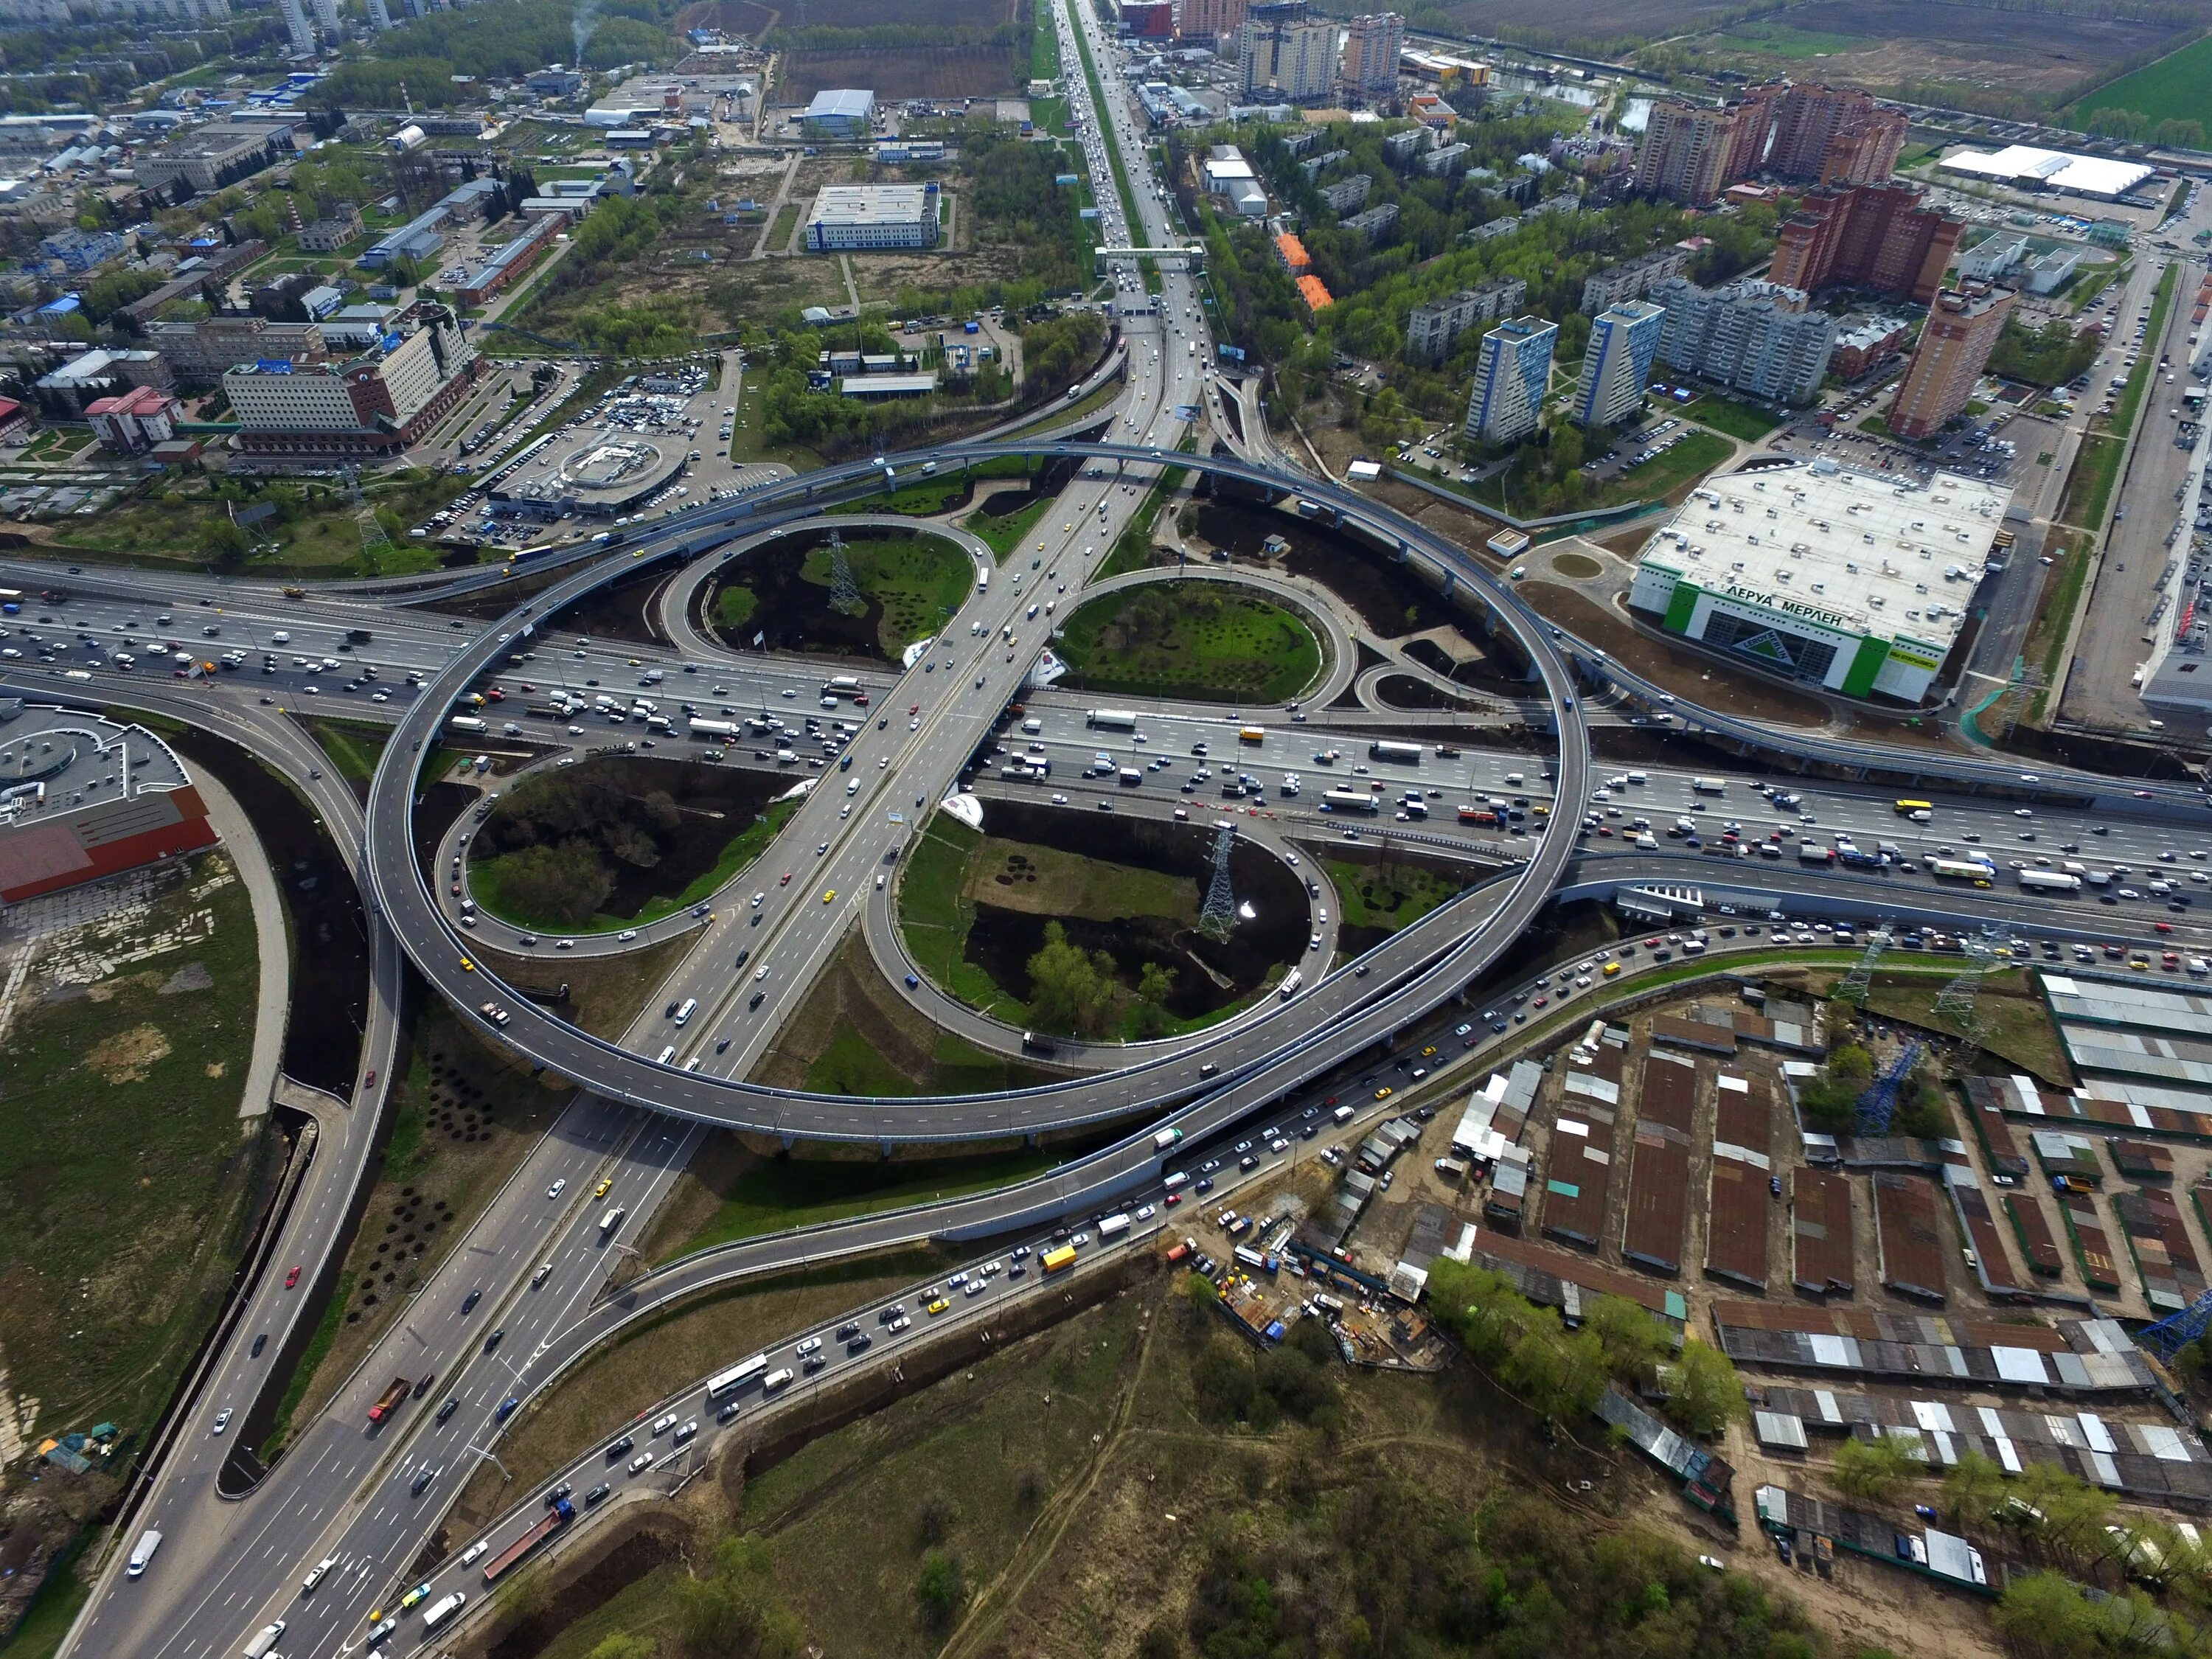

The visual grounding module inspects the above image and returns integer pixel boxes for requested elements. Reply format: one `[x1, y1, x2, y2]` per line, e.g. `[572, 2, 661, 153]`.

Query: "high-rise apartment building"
[307, 0, 338, 34]
[1768, 182, 1962, 305]
[1237, 1, 1338, 102]
[1631, 97, 1766, 204]
[1179, 0, 1248, 42]
[1464, 316, 1557, 446]
[1573, 301, 1664, 429]
[1649, 276, 1837, 406]
[276, 0, 316, 55]
[1888, 285, 2014, 441]
[1339, 13, 1404, 101]
[1765, 83, 1907, 185]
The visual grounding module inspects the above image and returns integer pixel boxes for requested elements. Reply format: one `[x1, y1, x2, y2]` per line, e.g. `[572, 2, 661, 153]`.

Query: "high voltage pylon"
[1933, 925, 2013, 1062]
[1835, 919, 1896, 1006]
[1198, 824, 1237, 941]
[825, 529, 864, 616]
[357, 509, 395, 571]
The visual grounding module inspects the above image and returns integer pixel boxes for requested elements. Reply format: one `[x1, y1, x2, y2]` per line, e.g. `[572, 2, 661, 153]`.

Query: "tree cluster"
[1795, 1040, 1874, 1135]
[1990, 313, 2101, 389]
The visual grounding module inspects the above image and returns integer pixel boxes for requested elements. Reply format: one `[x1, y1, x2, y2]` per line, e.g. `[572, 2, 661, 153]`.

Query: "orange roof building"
[1296, 274, 1334, 311]
[1274, 232, 1310, 274]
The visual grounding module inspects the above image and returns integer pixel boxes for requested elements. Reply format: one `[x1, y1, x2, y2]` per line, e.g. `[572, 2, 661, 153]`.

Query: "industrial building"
[135, 122, 291, 193]
[801, 88, 875, 137]
[1627, 458, 2008, 703]
[1203, 144, 1267, 217]
[1649, 276, 1837, 406]
[451, 215, 564, 305]
[0, 706, 218, 905]
[803, 183, 942, 251]
[1938, 144, 2154, 202]
[1573, 300, 1663, 430]
[222, 300, 479, 458]
[1463, 315, 1556, 446]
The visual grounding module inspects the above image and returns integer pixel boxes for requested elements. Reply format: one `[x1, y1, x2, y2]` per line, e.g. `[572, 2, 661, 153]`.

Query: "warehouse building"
[803, 182, 941, 251]
[1627, 457, 2008, 703]
[0, 705, 218, 905]
[801, 88, 874, 137]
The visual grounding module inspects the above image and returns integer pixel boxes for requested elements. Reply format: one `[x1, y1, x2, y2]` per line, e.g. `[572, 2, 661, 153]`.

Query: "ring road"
[364, 439, 1588, 1141]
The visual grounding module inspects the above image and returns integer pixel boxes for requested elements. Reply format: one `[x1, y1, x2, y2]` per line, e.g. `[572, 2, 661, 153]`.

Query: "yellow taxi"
[822, 888, 837, 904]
[926, 1298, 950, 1315]
[1419, 1045, 1437, 1057]
[594, 1178, 613, 1198]
[1603, 961, 1621, 977]
[1374, 1085, 1394, 1100]
[459, 957, 476, 973]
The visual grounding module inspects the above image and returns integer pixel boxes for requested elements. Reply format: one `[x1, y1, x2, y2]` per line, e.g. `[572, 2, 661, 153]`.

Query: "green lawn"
[897, 816, 1018, 1016]
[1682, 394, 1783, 442]
[2058, 434, 2125, 529]
[963, 493, 1054, 560]
[300, 717, 391, 782]
[768, 201, 801, 251]
[799, 532, 971, 655]
[1054, 580, 1321, 702]
[0, 852, 265, 1442]
[667, 1147, 1063, 1256]
[835, 455, 1027, 518]
[1325, 859, 1466, 932]
[2070, 32, 2212, 128]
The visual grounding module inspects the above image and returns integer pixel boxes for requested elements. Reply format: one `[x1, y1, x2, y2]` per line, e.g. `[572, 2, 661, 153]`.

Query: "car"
[585, 1482, 612, 1507]
[594, 1178, 613, 1198]
[927, 1297, 950, 1315]
[546, 1178, 566, 1200]
[606, 1433, 635, 1459]
[779, 872, 791, 886]
[399, 1582, 431, 1611]
[462, 1289, 482, 1314]
[212, 1408, 232, 1435]
[484, 1327, 506, 1352]
[285, 1266, 301, 1290]
[1374, 1086, 1393, 1099]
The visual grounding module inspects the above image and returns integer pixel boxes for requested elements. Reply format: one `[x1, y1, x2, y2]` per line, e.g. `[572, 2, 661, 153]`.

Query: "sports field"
[2071, 33, 2212, 129]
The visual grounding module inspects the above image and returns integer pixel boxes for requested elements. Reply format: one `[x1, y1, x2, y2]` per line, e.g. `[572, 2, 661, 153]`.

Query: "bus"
[1929, 858, 1994, 886]
[1893, 799, 1933, 816]
[1086, 708, 1138, 731]
[1237, 727, 1265, 745]
[707, 1354, 770, 1398]
[1321, 790, 1380, 814]
[1368, 740, 1422, 765]
[1040, 1244, 1078, 1274]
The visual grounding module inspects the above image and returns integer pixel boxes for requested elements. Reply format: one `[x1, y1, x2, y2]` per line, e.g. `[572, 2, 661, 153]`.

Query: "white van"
[243, 1623, 288, 1659]
[127, 1529, 161, 1578]
[1625, 771, 1647, 785]
[674, 998, 698, 1025]
[1332, 1104, 1355, 1124]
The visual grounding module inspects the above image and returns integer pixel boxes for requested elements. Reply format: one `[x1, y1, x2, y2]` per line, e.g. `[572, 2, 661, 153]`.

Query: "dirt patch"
[83, 1023, 172, 1084]
[1519, 582, 1831, 727]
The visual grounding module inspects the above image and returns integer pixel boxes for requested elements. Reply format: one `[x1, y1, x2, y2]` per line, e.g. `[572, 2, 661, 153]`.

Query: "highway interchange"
[33, 10, 2212, 1652]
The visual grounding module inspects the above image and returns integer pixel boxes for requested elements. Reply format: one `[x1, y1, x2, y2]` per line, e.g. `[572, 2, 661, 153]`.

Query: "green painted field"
[2072, 34, 2212, 128]
[1054, 581, 1322, 702]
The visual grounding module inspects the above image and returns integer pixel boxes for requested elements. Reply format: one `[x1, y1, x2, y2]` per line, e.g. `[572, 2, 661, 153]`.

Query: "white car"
[547, 1178, 567, 1199]
[212, 1408, 232, 1434]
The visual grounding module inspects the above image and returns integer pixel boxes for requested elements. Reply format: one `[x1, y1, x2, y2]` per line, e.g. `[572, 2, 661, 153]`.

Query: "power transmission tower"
[1933, 925, 2011, 1026]
[825, 529, 864, 616]
[1198, 824, 1237, 941]
[357, 509, 394, 572]
[1835, 919, 1896, 1006]
[1854, 1039, 1926, 1136]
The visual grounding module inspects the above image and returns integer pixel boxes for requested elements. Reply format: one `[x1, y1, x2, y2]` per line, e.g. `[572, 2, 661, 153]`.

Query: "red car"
[285, 1266, 301, 1290]
[908, 703, 919, 715]
[779, 872, 791, 886]
[364, 1070, 376, 1087]
[1164, 1192, 1181, 1207]
[2156, 921, 2176, 934]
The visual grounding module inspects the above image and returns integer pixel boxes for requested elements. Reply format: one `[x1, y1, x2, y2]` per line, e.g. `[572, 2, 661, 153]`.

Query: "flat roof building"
[1938, 145, 2154, 202]
[1464, 315, 1556, 446]
[0, 704, 218, 905]
[135, 121, 289, 193]
[223, 299, 479, 458]
[1627, 457, 2008, 703]
[803, 182, 941, 251]
[1888, 283, 2014, 441]
[1573, 299, 1663, 430]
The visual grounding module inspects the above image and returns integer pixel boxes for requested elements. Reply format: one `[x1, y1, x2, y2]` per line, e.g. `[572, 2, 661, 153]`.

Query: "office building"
[1403, 276, 1525, 366]
[136, 122, 291, 194]
[1579, 247, 1690, 314]
[1649, 276, 1836, 406]
[144, 317, 327, 386]
[804, 183, 942, 251]
[1630, 459, 2006, 703]
[1573, 300, 1663, 429]
[1769, 182, 1962, 305]
[1237, 1, 1337, 102]
[34, 349, 173, 418]
[801, 88, 874, 137]
[1632, 97, 1767, 204]
[0, 708, 219, 906]
[1179, 0, 1248, 43]
[1888, 284, 2014, 441]
[223, 299, 479, 458]
[1464, 316, 1556, 445]
[1339, 13, 1405, 102]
